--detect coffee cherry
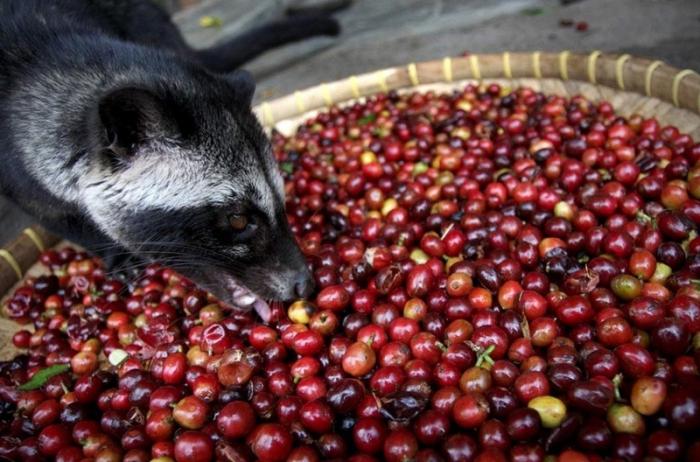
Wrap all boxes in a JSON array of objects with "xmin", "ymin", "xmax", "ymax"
[
  {"xmin": 453, "ymin": 393, "xmax": 489, "ymax": 428},
  {"xmin": 4, "ymin": 83, "xmax": 700, "ymax": 460},
  {"xmin": 342, "ymin": 341, "xmax": 376, "ymax": 376},
  {"xmin": 353, "ymin": 417, "xmax": 387, "ymax": 454},
  {"xmin": 216, "ymin": 401, "xmax": 255, "ymax": 439},
  {"xmin": 506, "ymin": 408, "xmax": 541, "ymax": 441},
  {"xmin": 607, "ymin": 404, "xmax": 645, "ymax": 435},
  {"xmin": 173, "ymin": 431, "xmax": 213, "ymax": 462},
  {"xmin": 172, "ymin": 396, "xmax": 208, "ymax": 430},
  {"xmin": 528, "ymin": 396, "xmax": 566, "ymax": 428},
  {"xmin": 248, "ymin": 423, "xmax": 293, "ymax": 462},
  {"xmin": 630, "ymin": 377, "xmax": 667, "ymax": 416}
]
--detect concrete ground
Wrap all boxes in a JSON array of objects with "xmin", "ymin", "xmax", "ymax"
[
  {"xmin": 172, "ymin": 0, "xmax": 700, "ymax": 100},
  {"xmin": 1, "ymin": 0, "xmax": 699, "ymax": 245}
]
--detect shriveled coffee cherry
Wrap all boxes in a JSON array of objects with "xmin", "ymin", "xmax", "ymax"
[{"xmin": 380, "ymin": 391, "xmax": 428, "ymax": 422}]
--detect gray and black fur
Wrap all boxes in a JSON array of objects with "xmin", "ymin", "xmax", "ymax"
[{"xmin": 0, "ymin": 0, "xmax": 329, "ymax": 316}]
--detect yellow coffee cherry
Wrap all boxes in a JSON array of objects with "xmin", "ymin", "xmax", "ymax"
[
  {"xmin": 528, "ymin": 395, "xmax": 567, "ymax": 428},
  {"xmin": 381, "ymin": 198, "xmax": 398, "ymax": 216},
  {"xmin": 410, "ymin": 248, "xmax": 429, "ymax": 264},
  {"xmin": 360, "ymin": 151, "xmax": 377, "ymax": 165},
  {"xmin": 288, "ymin": 300, "xmax": 315, "ymax": 325}
]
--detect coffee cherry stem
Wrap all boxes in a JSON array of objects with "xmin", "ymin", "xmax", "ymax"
[
  {"xmin": 474, "ymin": 344, "xmax": 496, "ymax": 367},
  {"xmin": 636, "ymin": 211, "xmax": 657, "ymax": 229},
  {"xmin": 613, "ymin": 373, "xmax": 624, "ymax": 402},
  {"xmin": 520, "ymin": 318, "xmax": 531, "ymax": 340},
  {"xmin": 682, "ymin": 230, "xmax": 698, "ymax": 253},
  {"xmin": 440, "ymin": 223, "xmax": 455, "ymax": 240},
  {"xmin": 493, "ymin": 168, "xmax": 512, "ymax": 181},
  {"xmin": 367, "ymin": 334, "xmax": 375, "ymax": 347}
]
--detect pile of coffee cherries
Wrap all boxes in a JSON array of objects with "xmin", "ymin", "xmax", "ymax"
[{"xmin": 3, "ymin": 83, "xmax": 700, "ymax": 462}]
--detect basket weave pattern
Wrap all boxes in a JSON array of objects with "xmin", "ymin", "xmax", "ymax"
[{"xmin": 254, "ymin": 52, "xmax": 700, "ymax": 139}]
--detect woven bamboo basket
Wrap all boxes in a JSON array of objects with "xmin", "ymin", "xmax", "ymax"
[{"xmin": 2, "ymin": 51, "xmax": 700, "ymax": 360}]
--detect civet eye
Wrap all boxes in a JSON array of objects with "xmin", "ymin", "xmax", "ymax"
[{"xmin": 228, "ymin": 214, "xmax": 248, "ymax": 231}]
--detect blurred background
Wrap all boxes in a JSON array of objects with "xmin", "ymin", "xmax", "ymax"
[{"xmin": 1, "ymin": 0, "xmax": 699, "ymax": 244}]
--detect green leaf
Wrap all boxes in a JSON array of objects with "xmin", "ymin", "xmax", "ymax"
[
  {"xmin": 279, "ymin": 162, "xmax": 294, "ymax": 175},
  {"xmin": 521, "ymin": 7, "xmax": 544, "ymax": 16},
  {"xmin": 358, "ymin": 114, "xmax": 376, "ymax": 126},
  {"xmin": 19, "ymin": 364, "xmax": 70, "ymax": 391}
]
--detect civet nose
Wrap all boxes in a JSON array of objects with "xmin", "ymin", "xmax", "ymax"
[{"xmin": 294, "ymin": 271, "xmax": 315, "ymax": 299}]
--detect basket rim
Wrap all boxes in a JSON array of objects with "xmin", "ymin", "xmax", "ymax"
[{"xmin": 252, "ymin": 51, "xmax": 700, "ymax": 128}]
